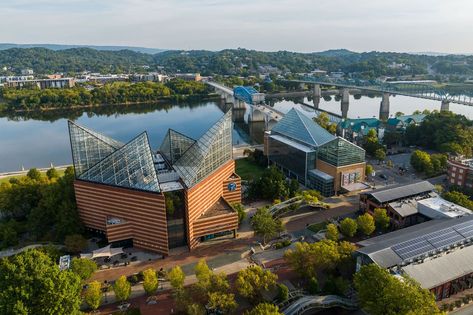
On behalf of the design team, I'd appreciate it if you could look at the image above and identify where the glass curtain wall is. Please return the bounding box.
[317,137,365,167]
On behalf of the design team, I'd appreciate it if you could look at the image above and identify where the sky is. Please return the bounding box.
[0,0,472,53]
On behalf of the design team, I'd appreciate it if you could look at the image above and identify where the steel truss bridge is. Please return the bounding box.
[289,77,473,106]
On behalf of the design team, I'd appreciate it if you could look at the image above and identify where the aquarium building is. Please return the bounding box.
[68,111,241,256]
[264,108,366,196]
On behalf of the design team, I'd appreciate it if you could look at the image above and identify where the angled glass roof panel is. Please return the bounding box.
[173,110,232,188]
[159,129,196,164]
[317,137,366,167]
[68,121,124,176]
[272,108,336,147]
[79,132,160,192]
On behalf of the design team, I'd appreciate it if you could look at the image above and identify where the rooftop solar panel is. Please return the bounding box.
[392,238,435,260]
[425,228,464,249]
[454,220,473,238]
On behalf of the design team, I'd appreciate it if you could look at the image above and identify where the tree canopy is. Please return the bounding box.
[339,217,358,237]
[0,249,82,315]
[113,276,131,303]
[235,265,277,303]
[251,207,284,244]
[357,213,376,236]
[284,240,355,279]
[354,264,442,315]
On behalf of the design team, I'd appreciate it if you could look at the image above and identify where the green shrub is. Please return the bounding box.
[308,277,319,294]
[277,284,289,302]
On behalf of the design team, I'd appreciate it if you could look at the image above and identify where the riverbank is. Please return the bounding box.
[0,93,219,115]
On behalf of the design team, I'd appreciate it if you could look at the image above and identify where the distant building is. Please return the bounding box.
[174,73,201,81]
[337,118,382,144]
[75,74,129,84]
[264,108,366,196]
[447,158,473,190]
[329,71,344,79]
[386,114,426,132]
[360,181,435,228]
[0,75,34,83]
[5,78,75,89]
[68,110,240,256]
[132,73,168,83]
[21,68,34,75]
[356,215,473,301]
[46,74,63,79]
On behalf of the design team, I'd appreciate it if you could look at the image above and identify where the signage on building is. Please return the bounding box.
[227,182,237,191]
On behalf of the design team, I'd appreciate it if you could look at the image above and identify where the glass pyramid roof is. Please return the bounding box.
[271,108,336,147]
[172,110,232,188]
[79,132,160,192]
[68,121,124,176]
[159,129,196,164]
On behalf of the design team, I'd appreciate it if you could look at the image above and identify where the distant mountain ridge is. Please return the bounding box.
[0,43,166,54]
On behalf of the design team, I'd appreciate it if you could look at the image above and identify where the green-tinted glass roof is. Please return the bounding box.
[68,121,124,176]
[272,108,336,147]
[173,110,233,188]
[79,132,160,192]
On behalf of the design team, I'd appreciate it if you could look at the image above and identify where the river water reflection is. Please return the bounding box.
[1,94,473,172]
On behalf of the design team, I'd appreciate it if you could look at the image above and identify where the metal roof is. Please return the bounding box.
[356,215,473,269]
[402,245,473,289]
[388,199,419,217]
[271,108,336,147]
[368,181,434,203]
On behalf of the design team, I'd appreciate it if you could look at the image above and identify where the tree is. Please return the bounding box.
[248,166,289,200]
[357,213,375,236]
[235,265,277,302]
[207,292,237,314]
[143,268,159,295]
[314,112,337,134]
[64,234,87,253]
[325,223,339,241]
[276,283,289,302]
[84,281,102,310]
[232,203,246,225]
[365,164,374,177]
[395,111,405,117]
[70,258,97,281]
[251,207,284,244]
[354,264,441,315]
[363,129,385,156]
[244,303,283,315]
[373,208,390,231]
[46,168,60,180]
[0,249,82,315]
[339,217,358,237]
[284,240,341,279]
[168,266,185,291]
[374,148,386,164]
[443,191,473,210]
[113,275,131,303]
[26,168,42,181]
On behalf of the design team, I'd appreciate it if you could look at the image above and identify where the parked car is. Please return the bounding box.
[379,174,388,180]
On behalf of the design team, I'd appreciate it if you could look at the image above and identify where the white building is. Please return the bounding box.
[417,196,472,219]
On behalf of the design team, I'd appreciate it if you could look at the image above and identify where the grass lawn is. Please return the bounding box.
[307,221,327,233]
[0,169,66,184]
[235,158,266,181]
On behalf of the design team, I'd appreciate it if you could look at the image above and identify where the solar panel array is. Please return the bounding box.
[392,220,473,261]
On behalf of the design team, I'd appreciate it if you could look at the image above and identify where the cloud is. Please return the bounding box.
[0,0,472,53]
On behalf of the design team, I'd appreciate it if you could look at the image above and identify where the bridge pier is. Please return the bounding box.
[313,96,320,109]
[379,93,390,121]
[441,100,450,112]
[313,84,321,98]
[234,99,246,109]
[340,88,349,119]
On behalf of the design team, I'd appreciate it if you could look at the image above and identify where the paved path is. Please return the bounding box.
[283,195,359,233]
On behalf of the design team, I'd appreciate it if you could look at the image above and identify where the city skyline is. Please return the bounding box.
[0,0,472,54]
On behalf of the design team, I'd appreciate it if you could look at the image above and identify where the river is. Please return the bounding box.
[1,94,473,173]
